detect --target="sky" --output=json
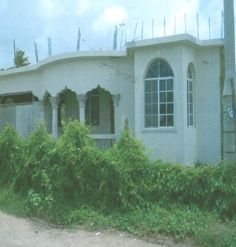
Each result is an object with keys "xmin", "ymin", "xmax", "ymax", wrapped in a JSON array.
[{"xmin": 0, "ymin": 0, "xmax": 225, "ymax": 69}]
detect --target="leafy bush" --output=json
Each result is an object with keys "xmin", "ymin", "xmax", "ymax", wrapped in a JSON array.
[
  {"xmin": 0, "ymin": 121, "xmax": 236, "ymax": 246},
  {"xmin": 0, "ymin": 125, "xmax": 24, "ymax": 186},
  {"xmin": 14, "ymin": 125, "xmax": 55, "ymax": 215},
  {"xmin": 108, "ymin": 127, "xmax": 151, "ymax": 210},
  {"xmin": 145, "ymin": 161, "xmax": 236, "ymax": 219}
]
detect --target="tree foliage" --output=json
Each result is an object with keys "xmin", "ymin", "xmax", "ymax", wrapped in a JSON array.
[{"xmin": 14, "ymin": 49, "xmax": 30, "ymax": 68}]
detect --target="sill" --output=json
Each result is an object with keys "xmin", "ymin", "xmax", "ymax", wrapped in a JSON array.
[
  {"xmin": 187, "ymin": 125, "xmax": 196, "ymax": 129},
  {"xmin": 142, "ymin": 127, "xmax": 177, "ymax": 133}
]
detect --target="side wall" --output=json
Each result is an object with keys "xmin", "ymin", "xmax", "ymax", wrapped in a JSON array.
[
  {"xmin": 133, "ymin": 44, "xmax": 186, "ymax": 163},
  {"xmin": 0, "ymin": 55, "xmax": 135, "ymax": 137},
  {"xmin": 196, "ymin": 47, "xmax": 222, "ymax": 163}
]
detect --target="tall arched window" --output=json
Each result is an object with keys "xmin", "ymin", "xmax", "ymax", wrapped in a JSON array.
[
  {"xmin": 144, "ymin": 59, "xmax": 174, "ymax": 128},
  {"xmin": 187, "ymin": 64, "xmax": 195, "ymax": 127}
]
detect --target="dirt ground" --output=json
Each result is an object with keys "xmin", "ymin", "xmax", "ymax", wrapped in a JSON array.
[{"xmin": 0, "ymin": 211, "xmax": 195, "ymax": 247}]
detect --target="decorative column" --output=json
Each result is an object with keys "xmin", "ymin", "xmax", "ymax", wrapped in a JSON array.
[
  {"xmin": 77, "ymin": 94, "xmax": 87, "ymax": 123},
  {"xmin": 112, "ymin": 94, "xmax": 121, "ymax": 139},
  {"xmin": 38, "ymin": 100, "xmax": 45, "ymax": 122},
  {"xmin": 49, "ymin": 96, "xmax": 59, "ymax": 138}
]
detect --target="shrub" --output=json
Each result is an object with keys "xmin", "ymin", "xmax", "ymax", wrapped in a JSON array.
[
  {"xmin": 14, "ymin": 125, "xmax": 55, "ymax": 215},
  {"xmin": 0, "ymin": 125, "xmax": 24, "ymax": 186},
  {"xmin": 144, "ymin": 161, "xmax": 236, "ymax": 219},
  {"xmin": 50, "ymin": 120, "xmax": 98, "ymax": 203},
  {"xmin": 108, "ymin": 128, "xmax": 151, "ymax": 210}
]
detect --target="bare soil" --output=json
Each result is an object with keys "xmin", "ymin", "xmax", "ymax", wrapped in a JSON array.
[{"xmin": 0, "ymin": 211, "xmax": 196, "ymax": 247}]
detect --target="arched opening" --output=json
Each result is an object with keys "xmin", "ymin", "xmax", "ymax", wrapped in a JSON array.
[
  {"xmin": 85, "ymin": 86, "xmax": 114, "ymax": 148},
  {"xmin": 57, "ymin": 88, "xmax": 79, "ymax": 132}
]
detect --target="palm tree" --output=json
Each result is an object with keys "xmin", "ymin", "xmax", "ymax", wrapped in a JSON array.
[{"xmin": 14, "ymin": 49, "xmax": 30, "ymax": 68}]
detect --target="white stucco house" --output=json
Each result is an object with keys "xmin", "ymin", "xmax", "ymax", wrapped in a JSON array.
[{"xmin": 0, "ymin": 34, "xmax": 223, "ymax": 164}]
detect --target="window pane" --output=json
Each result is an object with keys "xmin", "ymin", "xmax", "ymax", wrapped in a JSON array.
[
  {"xmin": 160, "ymin": 115, "xmax": 167, "ymax": 126},
  {"xmin": 159, "ymin": 80, "xmax": 166, "ymax": 91},
  {"xmin": 145, "ymin": 62, "xmax": 159, "ymax": 78},
  {"xmin": 188, "ymin": 80, "xmax": 193, "ymax": 91},
  {"xmin": 167, "ymin": 92, "xmax": 173, "ymax": 102},
  {"xmin": 145, "ymin": 104, "xmax": 152, "ymax": 115},
  {"xmin": 189, "ymin": 104, "xmax": 193, "ymax": 114},
  {"xmin": 188, "ymin": 114, "xmax": 194, "ymax": 126},
  {"xmin": 85, "ymin": 92, "xmax": 100, "ymax": 126},
  {"xmin": 152, "ymin": 92, "xmax": 158, "ymax": 101},
  {"xmin": 145, "ymin": 81, "xmax": 152, "ymax": 92},
  {"xmin": 153, "ymin": 116, "xmax": 158, "ymax": 126},
  {"xmin": 160, "ymin": 104, "xmax": 167, "ymax": 114},
  {"xmin": 167, "ymin": 79, "xmax": 173, "ymax": 90},
  {"xmin": 152, "ymin": 81, "xmax": 158, "ymax": 91},
  {"xmin": 152, "ymin": 103, "xmax": 158, "ymax": 113},
  {"xmin": 167, "ymin": 104, "xmax": 173, "ymax": 114},
  {"xmin": 189, "ymin": 93, "xmax": 193, "ymax": 103},
  {"xmin": 167, "ymin": 115, "xmax": 174, "ymax": 126},
  {"xmin": 160, "ymin": 92, "xmax": 166, "ymax": 102},
  {"xmin": 145, "ymin": 116, "xmax": 152, "ymax": 127},
  {"xmin": 145, "ymin": 93, "xmax": 151, "ymax": 103},
  {"xmin": 160, "ymin": 60, "xmax": 174, "ymax": 77}
]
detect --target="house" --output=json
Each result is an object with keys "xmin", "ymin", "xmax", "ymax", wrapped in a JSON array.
[{"xmin": 0, "ymin": 34, "xmax": 223, "ymax": 164}]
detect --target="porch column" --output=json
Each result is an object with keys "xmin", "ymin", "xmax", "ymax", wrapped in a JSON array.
[
  {"xmin": 49, "ymin": 96, "xmax": 59, "ymax": 138},
  {"xmin": 77, "ymin": 94, "xmax": 87, "ymax": 123},
  {"xmin": 38, "ymin": 100, "xmax": 45, "ymax": 122},
  {"xmin": 112, "ymin": 94, "xmax": 121, "ymax": 139}
]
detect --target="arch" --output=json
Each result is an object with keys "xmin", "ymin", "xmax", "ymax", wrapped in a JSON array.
[
  {"xmin": 144, "ymin": 58, "xmax": 174, "ymax": 128},
  {"xmin": 187, "ymin": 63, "xmax": 195, "ymax": 127},
  {"xmin": 57, "ymin": 87, "xmax": 79, "ymax": 128},
  {"xmin": 145, "ymin": 58, "xmax": 174, "ymax": 79},
  {"xmin": 85, "ymin": 86, "xmax": 114, "ymax": 134}
]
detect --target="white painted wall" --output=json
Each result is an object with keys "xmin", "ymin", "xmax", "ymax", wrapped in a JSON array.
[
  {"xmin": 0, "ymin": 34, "xmax": 223, "ymax": 164},
  {"xmin": 196, "ymin": 47, "xmax": 222, "ymax": 163}
]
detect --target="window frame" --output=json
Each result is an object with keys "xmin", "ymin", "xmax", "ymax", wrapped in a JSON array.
[
  {"xmin": 187, "ymin": 65, "xmax": 195, "ymax": 127},
  {"xmin": 144, "ymin": 59, "xmax": 175, "ymax": 129}
]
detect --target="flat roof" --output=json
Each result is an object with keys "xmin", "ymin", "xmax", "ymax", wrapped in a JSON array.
[
  {"xmin": 126, "ymin": 33, "xmax": 224, "ymax": 49},
  {"xmin": 0, "ymin": 33, "xmax": 224, "ymax": 77}
]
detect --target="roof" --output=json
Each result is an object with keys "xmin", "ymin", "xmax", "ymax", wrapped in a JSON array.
[
  {"xmin": 0, "ymin": 33, "xmax": 224, "ymax": 77},
  {"xmin": 126, "ymin": 33, "xmax": 224, "ymax": 49}
]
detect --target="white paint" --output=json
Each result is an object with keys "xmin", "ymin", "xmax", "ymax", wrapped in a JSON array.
[{"xmin": 0, "ymin": 34, "xmax": 223, "ymax": 164}]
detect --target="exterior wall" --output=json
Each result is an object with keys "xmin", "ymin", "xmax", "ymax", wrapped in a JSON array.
[
  {"xmin": 133, "ymin": 44, "xmax": 186, "ymax": 162},
  {"xmin": 0, "ymin": 54, "xmax": 135, "ymax": 138},
  {"xmin": 182, "ymin": 47, "xmax": 198, "ymax": 164},
  {"xmin": 0, "ymin": 35, "xmax": 223, "ymax": 164},
  {"xmin": 132, "ymin": 41, "xmax": 222, "ymax": 164},
  {"xmin": 0, "ymin": 102, "xmax": 42, "ymax": 137},
  {"xmin": 196, "ymin": 47, "xmax": 222, "ymax": 163}
]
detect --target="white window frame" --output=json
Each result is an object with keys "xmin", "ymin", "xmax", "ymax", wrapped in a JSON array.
[
  {"xmin": 144, "ymin": 76, "xmax": 174, "ymax": 129},
  {"xmin": 187, "ymin": 66, "xmax": 195, "ymax": 127}
]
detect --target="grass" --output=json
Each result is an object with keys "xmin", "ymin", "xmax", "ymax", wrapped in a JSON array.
[{"xmin": 0, "ymin": 186, "xmax": 236, "ymax": 246}]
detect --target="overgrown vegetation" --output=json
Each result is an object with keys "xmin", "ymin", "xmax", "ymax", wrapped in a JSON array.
[{"xmin": 0, "ymin": 120, "xmax": 235, "ymax": 246}]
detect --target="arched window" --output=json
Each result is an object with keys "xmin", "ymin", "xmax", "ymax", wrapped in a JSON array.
[
  {"xmin": 144, "ymin": 59, "xmax": 174, "ymax": 128},
  {"xmin": 187, "ymin": 64, "xmax": 195, "ymax": 127}
]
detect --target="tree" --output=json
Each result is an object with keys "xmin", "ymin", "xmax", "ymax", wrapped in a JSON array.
[{"xmin": 14, "ymin": 49, "xmax": 30, "ymax": 68}]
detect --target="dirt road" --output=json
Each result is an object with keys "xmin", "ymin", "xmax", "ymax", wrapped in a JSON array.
[{"xmin": 0, "ymin": 211, "xmax": 194, "ymax": 247}]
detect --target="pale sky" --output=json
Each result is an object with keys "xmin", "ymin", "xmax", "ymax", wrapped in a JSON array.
[{"xmin": 0, "ymin": 0, "xmax": 225, "ymax": 68}]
